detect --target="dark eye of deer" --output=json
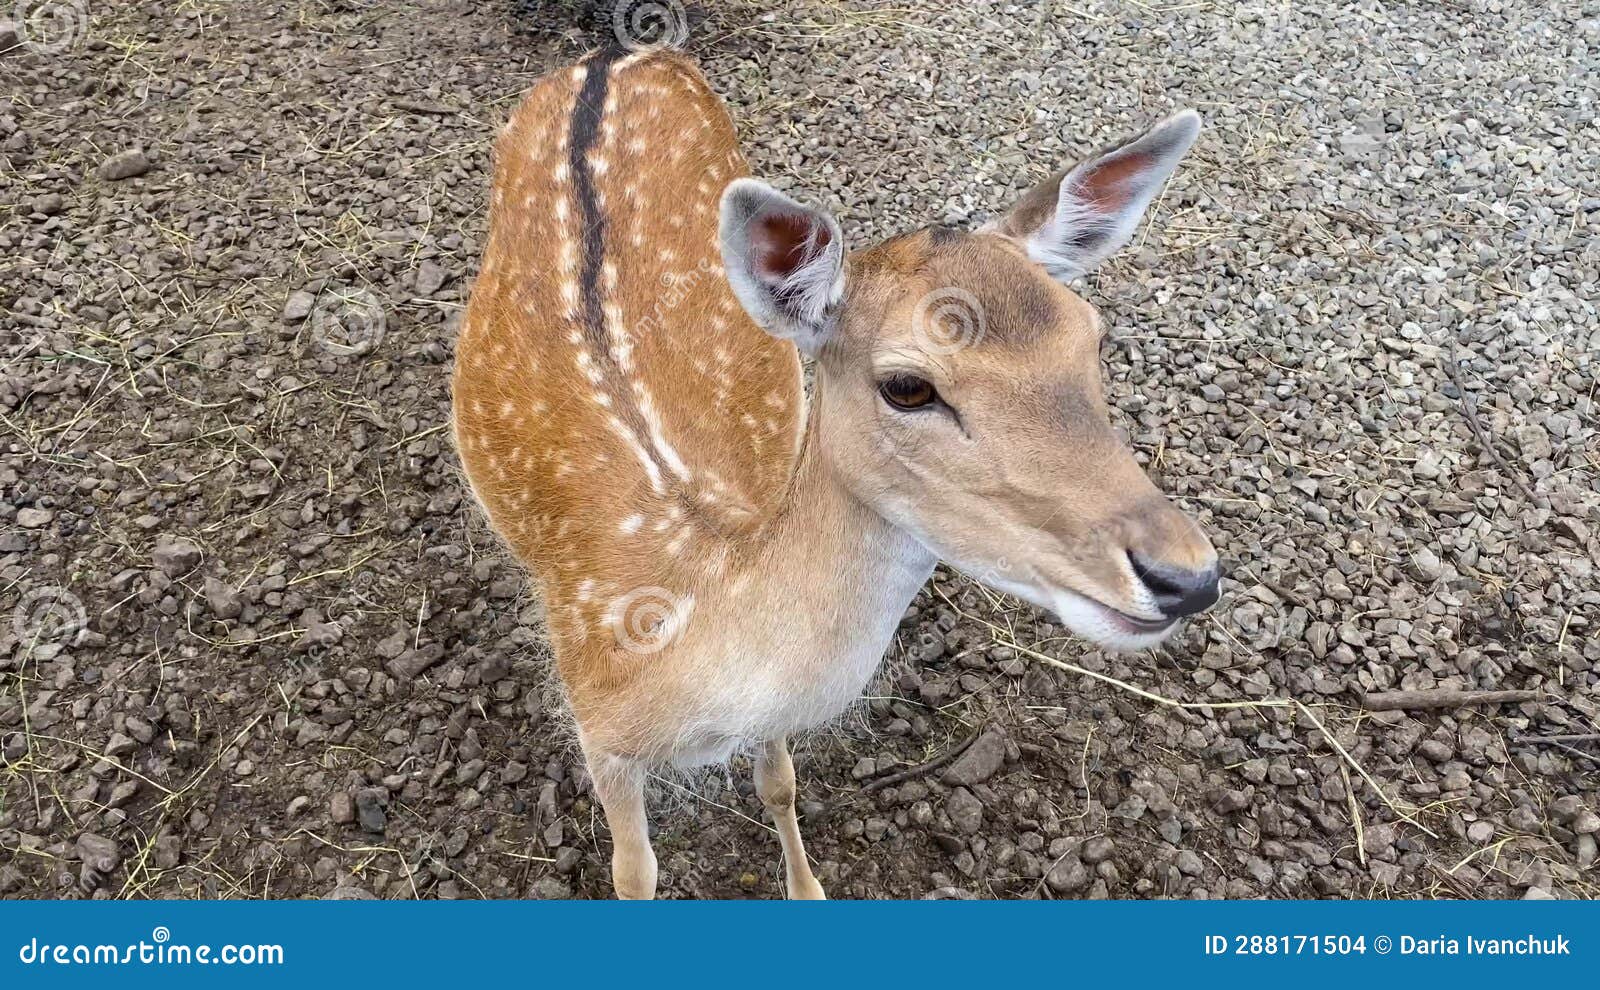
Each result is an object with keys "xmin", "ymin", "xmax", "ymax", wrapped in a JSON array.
[{"xmin": 879, "ymin": 374, "xmax": 937, "ymax": 411}]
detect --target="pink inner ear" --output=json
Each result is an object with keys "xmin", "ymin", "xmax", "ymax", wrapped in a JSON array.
[
  {"xmin": 1075, "ymin": 152, "xmax": 1151, "ymax": 212},
  {"xmin": 755, "ymin": 213, "xmax": 829, "ymax": 280}
]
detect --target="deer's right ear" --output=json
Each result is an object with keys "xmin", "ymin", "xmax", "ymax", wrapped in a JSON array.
[{"xmin": 719, "ymin": 179, "xmax": 845, "ymax": 356}]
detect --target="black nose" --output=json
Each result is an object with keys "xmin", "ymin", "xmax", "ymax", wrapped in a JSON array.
[{"xmin": 1129, "ymin": 552, "xmax": 1221, "ymax": 618}]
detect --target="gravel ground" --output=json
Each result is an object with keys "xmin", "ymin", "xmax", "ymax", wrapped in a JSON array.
[{"xmin": 2, "ymin": 0, "xmax": 1597, "ymax": 900}]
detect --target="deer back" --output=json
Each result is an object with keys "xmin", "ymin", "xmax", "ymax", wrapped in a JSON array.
[{"xmin": 453, "ymin": 50, "xmax": 803, "ymax": 674}]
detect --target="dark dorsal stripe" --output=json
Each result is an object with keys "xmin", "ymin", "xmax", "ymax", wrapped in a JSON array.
[
  {"xmin": 569, "ymin": 47, "xmax": 620, "ymax": 358},
  {"xmin": 566, "ymin": 48, "xmax": 676, "ymax": 487}
]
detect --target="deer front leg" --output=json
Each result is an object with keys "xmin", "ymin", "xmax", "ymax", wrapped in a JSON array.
[
  {"xmin": 584, "ymin": 747, "xmax": 657, "ymax": 900},
  {"xmin": 755, "ymin": 736, "xmax": 826, "ymax": 900}
]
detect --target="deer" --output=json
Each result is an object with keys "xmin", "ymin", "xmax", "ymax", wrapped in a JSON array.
[{"xmin": 452, "ymin": 47, "xmax": 1221, "ymax": 899}]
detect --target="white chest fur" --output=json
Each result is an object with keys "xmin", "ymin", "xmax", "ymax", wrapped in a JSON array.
[{"xmin": 669, "ymin": 533, "xmax": 936, "ymax": 767}]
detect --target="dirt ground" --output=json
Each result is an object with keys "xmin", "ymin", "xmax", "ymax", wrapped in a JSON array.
[{"xmin": 2, "ymin": 0, "xmax": 1597, "ymax": 900}]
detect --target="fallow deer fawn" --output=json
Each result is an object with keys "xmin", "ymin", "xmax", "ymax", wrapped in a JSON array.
[{"xmin": 453, "ymin": 48, "xmax": 1220, "ymax": 899}]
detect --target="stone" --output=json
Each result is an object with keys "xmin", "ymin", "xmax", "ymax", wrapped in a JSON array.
[
  {"xmin": 99, "ymin": 149, "xmax": 151, "ymax": 180},
  {"xmin": 554, "ymin": 847, "xmax": 583, "ymax": 874},
  {"xmin": 329, "ymin": 791, "xmax": 355, "ymax": 825},
  {"xmin": 1044, "ymin": 857, "xmax": 1090, "ymax": 894},
  {"xmin": 1417, "ymin": 739, "xmax": 1453, "ymax": 762},
  {"xmin": 1514, "ymin": 424, "xmax": 1552, "ymax": 464},
  {"xmin": 1081, "ymin": 836, "xmax": 1115, "ymax": 865},
  {"xmin": 415, "ymin": 260, "xmax": 450, "ymax": 297},
  {"xmin": 203, "ymin": 577, "xmax": 243, "ymax": 620},
  {"xmin": 386, "ymin": 644, "xmax": 445, "ymax": 679},
  {"xmin": 16, "ymin": 507, "xmax": 53, "ymax": 528},
  {"xmin": 942, "ymin": 728, "xmax": 1006, "ymax": 786},
  {"xmin": 1576, "ymin": 834, "xmax": 1597, "ymax": 871},
  {"xmin": 151, "ymin": 538, "xmax": 202, "ymax": 576},
  {"xmin": 282, "ymin": 290, "xmax": 316, "ymax": 322},
  {"xmin": 355, "ymin": 788, "xmax": 387, "ymax": 833},
  {"xmin": 945, "ymin": 787, "xmax": 983, "ymax": 834},
  {"xmin": 1406, "ymin": 546, "xmax": 1443, "ymax": 582},
  {"xmin": 1339, "ymin": 131, "xmax": 1382, "ymax": 157},
  {"xmin": 76, "ymin": 833, "xmax": 120, "ymax": 872}
]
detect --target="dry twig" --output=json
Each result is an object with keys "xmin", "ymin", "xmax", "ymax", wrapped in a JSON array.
[
  {"xmin": 1441, "ymin": 347, "xmax": 1537, "ymax": 501},
  {"xmin": 813, "ymin": 727, "xmax": 982, "ymax": 822},
  {"xmin": 1361, "ymin": 688, "xmax": 1542, "ymax": 712}
]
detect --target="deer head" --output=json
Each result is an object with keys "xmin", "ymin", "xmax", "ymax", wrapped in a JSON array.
[{"xmin": 720, "ymin": 110, "xmax": 1219, "ymax": 650}]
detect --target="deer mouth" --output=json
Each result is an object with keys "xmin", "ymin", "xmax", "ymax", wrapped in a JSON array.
[
  {"xmin": 1097, "ymin": 604, "xmax": 1177, "ymax": 637},
  {"xmin": 1048, "ymin": 586, "xmax": 1180, "ymax": 648}
]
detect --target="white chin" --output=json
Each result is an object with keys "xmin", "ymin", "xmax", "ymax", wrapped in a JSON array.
[{"xmin": 1048, "ymin": 588, "xmax": 1179, "ymax": 652}]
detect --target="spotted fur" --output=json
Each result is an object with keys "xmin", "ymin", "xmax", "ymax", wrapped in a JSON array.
[{"xmin": 454, "ymin": 50, "xmax": 803, "ymax": 712}]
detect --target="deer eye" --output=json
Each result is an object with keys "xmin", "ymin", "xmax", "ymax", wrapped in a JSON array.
[{"xmin": 878, "ymin": 374, "xmax": 938, "ymax": 411}]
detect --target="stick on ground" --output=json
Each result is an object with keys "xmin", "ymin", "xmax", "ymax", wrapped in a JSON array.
[
  {"xmin": 1360, "ymin": 688, "xmax": 1542, "ymax": 712},
  {"xmin": 811, "ymin": 727, "xmax": 982, "ymax": 822},
  {"xmin": 1512, "ymin": 733, "xmax": 1600, "ymax": 745},
  {"xmin": 1441, "ymin": 346, "xmax": 1537, "ymax": 501}
]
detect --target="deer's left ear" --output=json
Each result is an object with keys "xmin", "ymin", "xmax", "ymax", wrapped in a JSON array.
[{"xmin": 984, "ymin": 110, "xmax": 1200, "ymax": 282}]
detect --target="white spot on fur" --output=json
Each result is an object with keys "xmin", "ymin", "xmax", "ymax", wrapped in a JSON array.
[
  {"xmin": 608, "ymin": 414, "xmax": 664, "ymax": 494},
  {"xmin": 632, "ymin": 382, "xmax": 691, "ymax": 482}
]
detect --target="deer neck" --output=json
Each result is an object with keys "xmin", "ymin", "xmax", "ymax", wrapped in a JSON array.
[{"xmin": 725, "ymin": 381, "xmax": 938, "ymax": 668}]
